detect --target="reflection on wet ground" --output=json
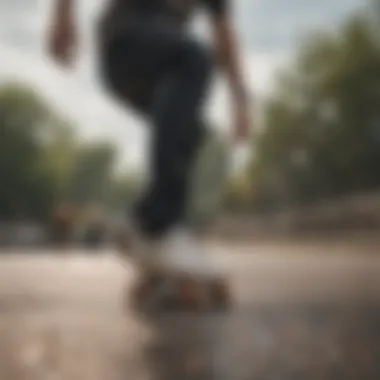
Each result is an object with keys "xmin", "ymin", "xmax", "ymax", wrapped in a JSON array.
[{"xmin": 0, "ymin": 247, "xmax": 379, "ymax": 380}]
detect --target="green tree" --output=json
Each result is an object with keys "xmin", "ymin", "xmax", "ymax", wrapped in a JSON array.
[
  {"xmin": 0, "ymin": 83, "xmax": 70, "ymax": 220},
  {"xmin": 66, "ymin": 142, "xmax": 117, "ymax": 206},
  {"xmin": 248, "ymin": 15, "xmax": 380, "ymax": 212}
]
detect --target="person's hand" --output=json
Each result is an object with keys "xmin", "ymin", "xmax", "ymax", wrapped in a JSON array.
[{"xmin": 48, "ymin": 17, "xmax": 77, "ymax": 68}]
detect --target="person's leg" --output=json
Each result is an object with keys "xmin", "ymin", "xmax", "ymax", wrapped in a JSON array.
[
  {"xmin": 137, "ymin": 66, "xmax": 211, "ymax": 237},
  {"xmin": 132, "ymin": 34, "xmax": 213, "ymax": 237},
  {"xmin": 99, "ymin": 17, "xmax": 213, "ymax": 239}
]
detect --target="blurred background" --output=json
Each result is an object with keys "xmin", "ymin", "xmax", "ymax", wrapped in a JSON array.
[
  {"xmin": 1, "ymin": 0, "xmax": 379, "ymax": 246},
  {"xmin": 0, "ymin": 1, "xmax": 380, "ymax": 380}
]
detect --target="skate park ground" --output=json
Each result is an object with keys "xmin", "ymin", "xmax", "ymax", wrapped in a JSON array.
[{"xmin": 0, "ymin": 237, "xmax": 379, "ymax": 380}]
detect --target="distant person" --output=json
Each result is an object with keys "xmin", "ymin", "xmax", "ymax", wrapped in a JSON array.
[{"xmin": 48, "ymin": 0, "xmax": 251, "ymax": 276}]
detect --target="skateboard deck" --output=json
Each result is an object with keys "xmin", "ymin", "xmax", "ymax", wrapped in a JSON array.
[
  {"xmin": 114, "ymin": 229, "xmax": 232, "ymax": 313},
  {"xmin": 128, "ymin": 271, "xmax": 231, "ymax": 313}
]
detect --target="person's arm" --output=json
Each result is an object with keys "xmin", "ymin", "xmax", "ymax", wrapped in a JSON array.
[
  {"xmin": 205, "ymin": 0, "xmax": 251, "ymax": 141},
  {"xmin": 53, "ymin": 0, "xmax": 74, "ymax": 24},
  {"xmin": 212, "ymin": 13, "xmax": 246, "ymax": 104},
  {"xmin": 48, "ymin": 0, "xmax": 77, "ymax": 67}
]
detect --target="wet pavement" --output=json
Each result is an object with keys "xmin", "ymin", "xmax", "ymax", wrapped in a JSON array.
[{"xmin": 0, "ymin": 241, "xmax": 379, "ymax": 380}]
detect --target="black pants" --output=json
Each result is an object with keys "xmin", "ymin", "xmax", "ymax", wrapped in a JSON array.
[{"xmin": 99, "ymin": 15, "xmax": 213, "ymax": 238}]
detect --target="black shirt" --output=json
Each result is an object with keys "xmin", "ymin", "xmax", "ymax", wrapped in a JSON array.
[
  {"xmin": 98, "ymin": 0, "xmax": 228, "ymax": 44},
  {"xmin": 111, "ymin": 0, "xmax": 227, "ymax": 17}
]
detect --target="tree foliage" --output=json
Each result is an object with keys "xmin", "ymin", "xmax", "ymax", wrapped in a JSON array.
[
  {"xmin": 0, "ymin": 82, "xmax": 130, "ymax": 222},
  {"xmin": 246, "ymin": 15, "xmax": 380, "ymax": 212},
  {"xmin": 0, "ymin": 83, "xmax": 61, "ymax": 220}
]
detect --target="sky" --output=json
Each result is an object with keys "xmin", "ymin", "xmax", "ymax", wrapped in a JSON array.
[{"xmin": 0, "ymin": 0, "xmax": 363, "ymax": 169}]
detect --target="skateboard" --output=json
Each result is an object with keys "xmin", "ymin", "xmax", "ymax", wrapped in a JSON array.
[
  {"xmin": 114, "ymin": 228, "xmax": 232, "ymax": 313},
  {"xmin": 128, "ymin": 270, "xmax": 232, "ymax": 313}
]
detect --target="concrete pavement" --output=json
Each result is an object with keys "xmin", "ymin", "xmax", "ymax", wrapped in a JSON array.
[{"xmin": 0, "ymin": 241, "xmax": 379, "ymax": 380}]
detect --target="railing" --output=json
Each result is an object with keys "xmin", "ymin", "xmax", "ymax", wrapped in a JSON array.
[{"xmin": 208, "ymin": 192, "xmax": 380, "ymax": 239}]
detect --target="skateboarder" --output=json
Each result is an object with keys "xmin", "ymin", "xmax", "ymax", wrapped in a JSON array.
[{"xmin": 48, "ymin": 0, "xmax": 250, "ymax": 277}]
